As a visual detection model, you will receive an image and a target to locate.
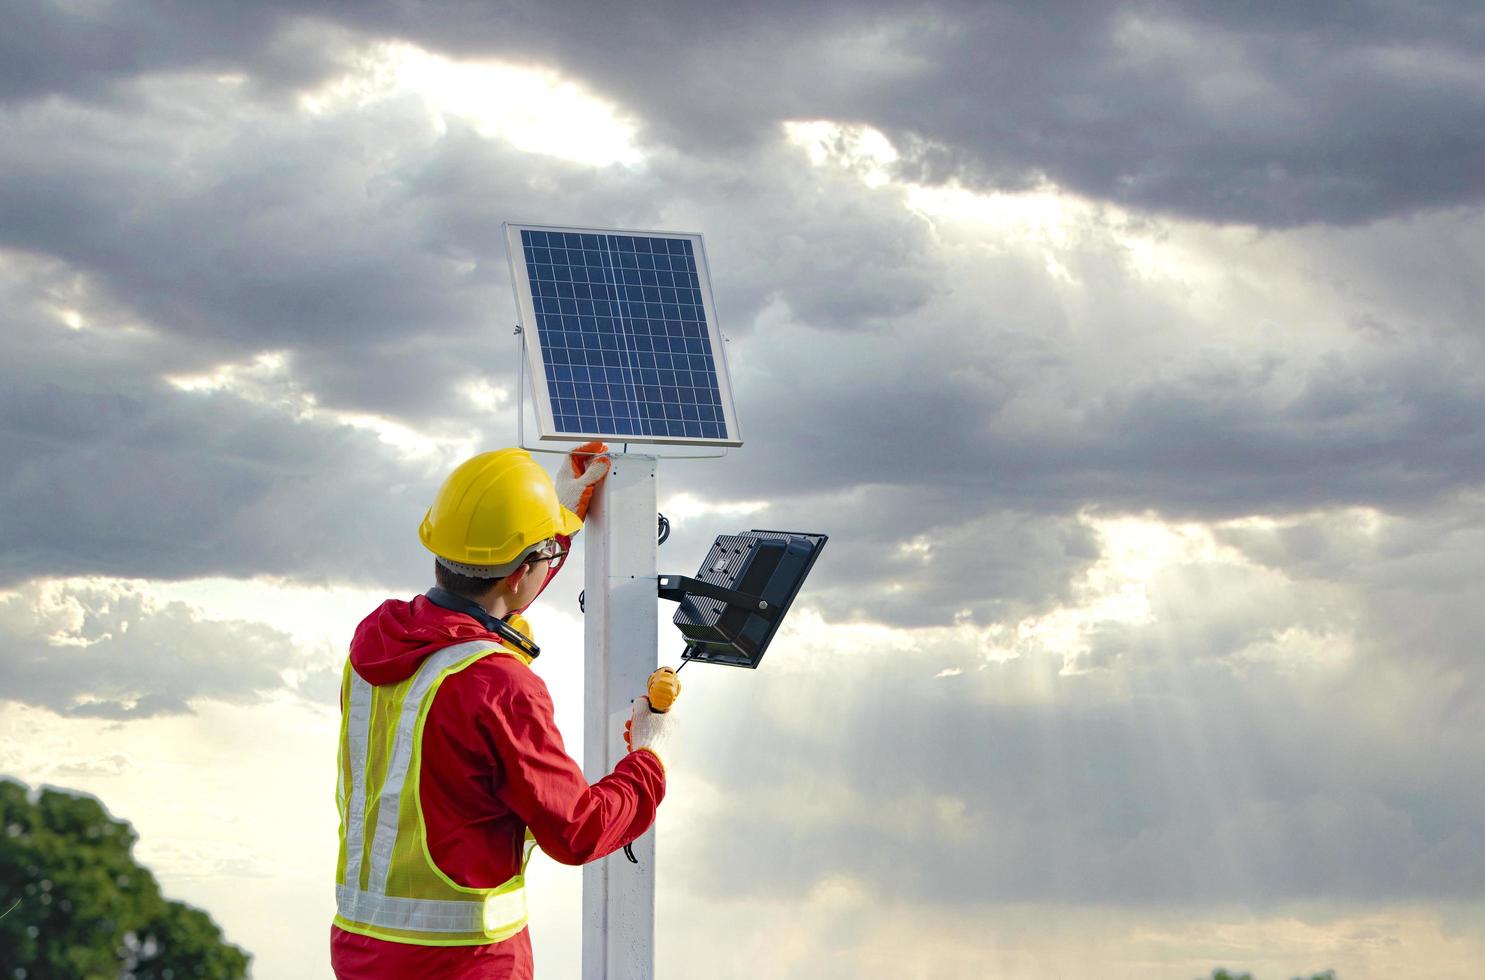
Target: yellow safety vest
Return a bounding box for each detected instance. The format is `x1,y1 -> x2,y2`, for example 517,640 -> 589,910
334,638 -> 538,946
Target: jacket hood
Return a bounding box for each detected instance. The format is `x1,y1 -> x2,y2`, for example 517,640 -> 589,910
349,595 -> 506,686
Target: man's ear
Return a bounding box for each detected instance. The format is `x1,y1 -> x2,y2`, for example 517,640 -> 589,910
503,563 -> 528,591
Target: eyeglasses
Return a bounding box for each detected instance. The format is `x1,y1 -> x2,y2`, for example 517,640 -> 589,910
524,546 -> 568,573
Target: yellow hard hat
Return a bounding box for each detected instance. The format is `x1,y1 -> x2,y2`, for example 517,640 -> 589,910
419,449 -> 582,575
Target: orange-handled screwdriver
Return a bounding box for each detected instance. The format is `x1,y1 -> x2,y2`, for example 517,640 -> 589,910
646,666 -> 681,713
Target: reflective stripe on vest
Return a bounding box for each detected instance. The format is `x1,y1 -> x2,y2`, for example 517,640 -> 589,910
335,880 -> 526,934
335,639 -> 536,946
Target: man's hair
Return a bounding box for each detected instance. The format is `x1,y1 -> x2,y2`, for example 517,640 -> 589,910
433,559 -> 503,600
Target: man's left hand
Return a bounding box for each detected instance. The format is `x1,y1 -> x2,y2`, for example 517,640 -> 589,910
555,441 -> 610,522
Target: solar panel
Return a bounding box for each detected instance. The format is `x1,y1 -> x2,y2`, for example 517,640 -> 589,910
504,223 -> 742,447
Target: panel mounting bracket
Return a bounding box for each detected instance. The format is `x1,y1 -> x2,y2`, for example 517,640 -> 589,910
657,574 -> 776,618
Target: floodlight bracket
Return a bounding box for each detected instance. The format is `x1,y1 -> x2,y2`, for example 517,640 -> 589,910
657,574 -> 776,619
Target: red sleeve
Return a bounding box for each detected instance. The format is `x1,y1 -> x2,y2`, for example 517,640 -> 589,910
484,667 -> 666,866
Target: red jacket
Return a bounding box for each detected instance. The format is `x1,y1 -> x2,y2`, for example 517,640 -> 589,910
331,594 -> 666,979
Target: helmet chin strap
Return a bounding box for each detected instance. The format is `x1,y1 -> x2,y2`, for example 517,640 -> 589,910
425,587 -> 541,660
510,555 -> 562,618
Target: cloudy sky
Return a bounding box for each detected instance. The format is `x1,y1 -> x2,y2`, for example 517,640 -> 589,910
3,1 -> 1485,976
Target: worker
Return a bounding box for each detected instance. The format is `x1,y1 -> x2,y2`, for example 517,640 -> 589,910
331,443 -> 677,979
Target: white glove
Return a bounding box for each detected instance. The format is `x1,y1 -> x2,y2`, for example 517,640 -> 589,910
554,441 -> 610,522
624,697 -> 678,765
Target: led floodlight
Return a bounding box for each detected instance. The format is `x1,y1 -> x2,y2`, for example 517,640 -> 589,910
658,530 -> 827,669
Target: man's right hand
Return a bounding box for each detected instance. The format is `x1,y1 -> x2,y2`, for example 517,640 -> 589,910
624,697 -> 677,767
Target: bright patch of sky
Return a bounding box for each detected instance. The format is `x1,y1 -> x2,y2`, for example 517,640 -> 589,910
759,509 -> 1362,686
1011,512 -> 1362,674
167,351 -> 313,414
784,119 -> 1192,284
783,120 -> 901,188
660,491 -> 769,523
779,121 -> 1379,416
459,376 -> 511,413
300,41 -> 644,167
0,697 -> 340,972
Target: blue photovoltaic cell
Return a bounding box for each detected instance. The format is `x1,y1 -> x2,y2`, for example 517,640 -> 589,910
521,229 -> 729,441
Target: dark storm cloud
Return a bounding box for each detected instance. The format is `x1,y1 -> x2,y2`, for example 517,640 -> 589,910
878,2 -> 1485,226
0,74 -> 658,424
677,248 -> 1485,535
0,260 -> 438,588
2,0 -> 1484,617
0,57 -> 931,422
0,374 -> 432,590
0,0 -> 337,103
0,73 -> 935,590
673,156 -> 941,332
1085,346 -> 1485,515
302,0 -> 1485,225
9,0 -> 1483,226
0,65 -> 959,588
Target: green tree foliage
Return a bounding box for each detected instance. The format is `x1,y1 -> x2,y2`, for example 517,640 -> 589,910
0,777 -> 250,979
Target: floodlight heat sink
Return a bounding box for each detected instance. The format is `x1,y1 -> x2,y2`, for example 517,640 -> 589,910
659,530 -> 827,669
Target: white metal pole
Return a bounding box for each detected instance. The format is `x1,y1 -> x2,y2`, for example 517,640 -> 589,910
582,452 -> 658,980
